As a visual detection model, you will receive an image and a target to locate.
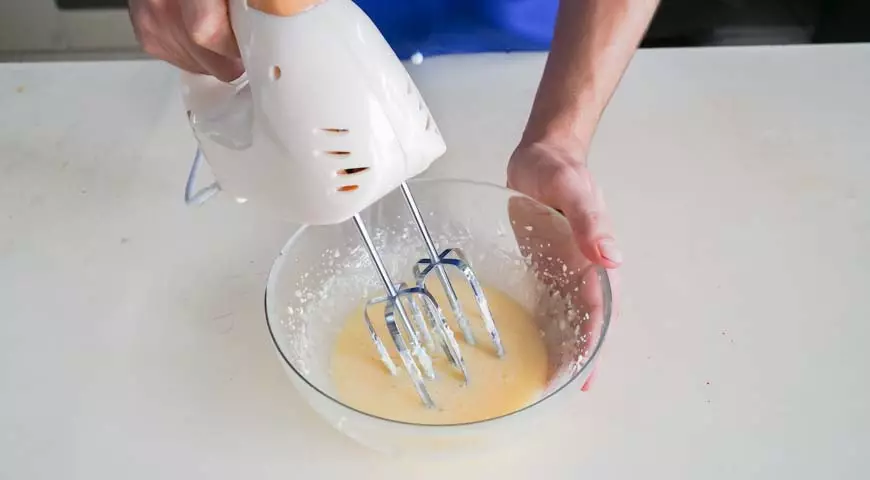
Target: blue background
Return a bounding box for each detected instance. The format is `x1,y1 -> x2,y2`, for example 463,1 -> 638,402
353,0 -> 559,59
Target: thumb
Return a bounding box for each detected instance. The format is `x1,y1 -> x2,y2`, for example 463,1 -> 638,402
556,168 -> 622,268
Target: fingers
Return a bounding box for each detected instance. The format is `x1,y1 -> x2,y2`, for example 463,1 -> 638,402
187,44 -> 245,82
130,0 -> 244,82
130,0 -> 200,71
554,167 -> 623,269
138,29 -> 207,75
180,0 -> 241,58
576,265 -> 615,392
180,0 -> 244,82
590,268 -> 620,389
581,367 -> 597,391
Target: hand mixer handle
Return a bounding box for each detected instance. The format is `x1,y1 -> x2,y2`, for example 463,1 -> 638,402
183,0 -> 446,225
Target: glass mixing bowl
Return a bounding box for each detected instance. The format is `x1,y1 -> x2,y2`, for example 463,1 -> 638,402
265,179 -> 612,455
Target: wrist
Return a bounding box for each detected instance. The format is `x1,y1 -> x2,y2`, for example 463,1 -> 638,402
518,124 -> 591,162
519,92 -> 599,160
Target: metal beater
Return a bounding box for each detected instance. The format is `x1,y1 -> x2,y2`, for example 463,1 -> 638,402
356,183 -> 505,407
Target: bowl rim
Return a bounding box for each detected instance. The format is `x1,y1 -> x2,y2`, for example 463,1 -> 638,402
264,178 -> 612,428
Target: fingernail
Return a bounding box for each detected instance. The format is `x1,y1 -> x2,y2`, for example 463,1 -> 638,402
598,238 -> 623,264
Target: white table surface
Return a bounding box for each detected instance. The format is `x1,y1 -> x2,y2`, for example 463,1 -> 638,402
2,44 -> 869,479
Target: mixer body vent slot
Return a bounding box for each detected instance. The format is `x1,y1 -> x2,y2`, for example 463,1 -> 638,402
323,150 -> 352,158
338,167 -> 370,176
320,128 -> 349,135
270,65 -> 282,80
337,185 -> 359,192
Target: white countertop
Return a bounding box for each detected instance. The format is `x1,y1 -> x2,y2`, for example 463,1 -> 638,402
2,44 -> 869,479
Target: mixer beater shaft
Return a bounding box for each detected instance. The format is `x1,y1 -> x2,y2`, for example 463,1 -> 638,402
399,183 -> 475,346
355,184 -> 506,407
353,214 -> 435,408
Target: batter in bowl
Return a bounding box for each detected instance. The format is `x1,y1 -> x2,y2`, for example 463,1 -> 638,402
330,284 -> 548,424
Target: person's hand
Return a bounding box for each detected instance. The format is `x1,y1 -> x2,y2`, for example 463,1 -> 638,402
507,139 -> 621,390
129,0 -> 244,82
507,140 -> 621,268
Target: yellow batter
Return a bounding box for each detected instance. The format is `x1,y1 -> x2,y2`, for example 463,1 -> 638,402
330,283 -> 548,424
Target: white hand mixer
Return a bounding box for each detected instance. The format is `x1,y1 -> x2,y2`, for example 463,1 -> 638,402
181,0 -> 504,407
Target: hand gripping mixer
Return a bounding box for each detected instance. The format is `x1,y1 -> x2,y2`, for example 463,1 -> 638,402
181,0 -> 504,407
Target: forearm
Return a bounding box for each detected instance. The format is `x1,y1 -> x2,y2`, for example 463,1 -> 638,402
521,0 -> 659,154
